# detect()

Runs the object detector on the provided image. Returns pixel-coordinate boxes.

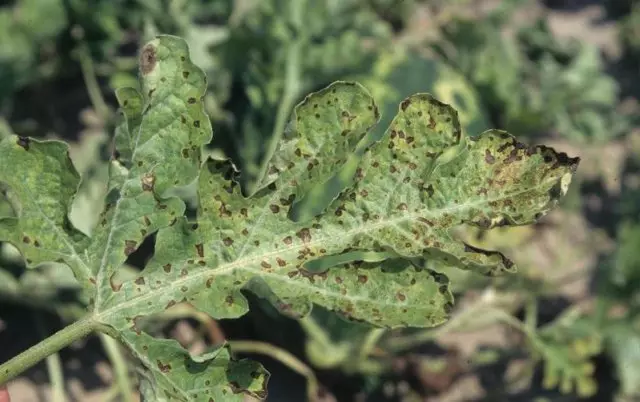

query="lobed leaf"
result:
[0,35,579,400]
[0,137,91,285]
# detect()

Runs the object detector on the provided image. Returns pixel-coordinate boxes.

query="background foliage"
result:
[0,0,639,401]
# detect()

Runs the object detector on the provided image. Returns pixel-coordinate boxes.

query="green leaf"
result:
[0,35,578,400]
[536,320,601,397]
[135,339,267,401]
[433,12,630,143]
[0,136,91,284]
[0,0,67,96]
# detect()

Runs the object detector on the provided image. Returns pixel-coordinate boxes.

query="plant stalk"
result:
[0,316,96,385]
[44,352,66,402]
[76,42,111,123]
[247,0,303,195]
[100,334,134,402]
[34,314,67,402]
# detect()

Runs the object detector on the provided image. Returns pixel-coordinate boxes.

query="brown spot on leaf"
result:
[163,263,172,273]
[401,99,411,111]
[141,173,155,191]
[206,277,214,288]
[426,184,435,197]
[296,228,311,244]
[110,275,122,291]
[218,203,232,218]
[156,360,171,373]
[298,268,327,284]
[358,275,368,284]
[124,240,137,256]
[485,149,496,164]
[276,258,286,267]
[223,237,234,246]
[195,243,204,258]
[22,236,30,244]
[504,148,521,164]
[140,45,156,74]
[261,261,272,269]
[270,204,280,213]
[135,277,145,285]
[397,292,406,301]
[283,236,293,245]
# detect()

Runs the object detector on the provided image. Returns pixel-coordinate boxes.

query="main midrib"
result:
[95,177,555,322]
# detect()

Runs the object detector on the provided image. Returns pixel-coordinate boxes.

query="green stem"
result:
[247,1,303,195]
[359,328,385,360]
[298,315,332,347]
[100,334,134,402]
[35,315,66,402]
[343,328,387,375]
[76,42,111,123]
[229,340,319,400]
[0,316,96,385]
[45,352,66,402]
[524,296,538,332]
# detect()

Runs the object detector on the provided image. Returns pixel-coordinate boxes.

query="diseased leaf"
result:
[0,137,91,285]
[0,35,267,401]
[135,338,267,401]
[0,34,579,400]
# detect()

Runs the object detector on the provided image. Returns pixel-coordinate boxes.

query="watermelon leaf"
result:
[0,34,579,400]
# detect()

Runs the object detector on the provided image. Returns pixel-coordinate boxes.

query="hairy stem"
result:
[229,340,319,399]
[0,316,96,385]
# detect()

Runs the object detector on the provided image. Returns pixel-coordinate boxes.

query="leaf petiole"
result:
[0,316,97,385]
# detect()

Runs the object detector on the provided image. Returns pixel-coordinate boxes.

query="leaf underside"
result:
[0,35,579,400]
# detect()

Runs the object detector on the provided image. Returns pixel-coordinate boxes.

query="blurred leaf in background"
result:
[431,7,631,144]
